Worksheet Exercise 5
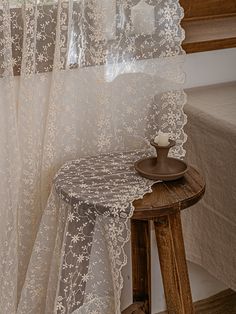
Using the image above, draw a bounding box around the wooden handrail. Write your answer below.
[180,0,236,53]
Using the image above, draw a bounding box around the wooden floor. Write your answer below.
[122,289,236,314]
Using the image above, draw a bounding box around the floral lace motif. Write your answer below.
[0,0,186,313]
[53,151,155,313]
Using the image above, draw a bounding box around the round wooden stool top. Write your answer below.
[132,166,205,220]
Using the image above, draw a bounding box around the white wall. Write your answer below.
[121,48,236,313]
[184,48,236,88]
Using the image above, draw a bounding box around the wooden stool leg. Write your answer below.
[131,219,151,313]
[154,212,194,314]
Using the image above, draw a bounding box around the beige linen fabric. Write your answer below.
[182,82,236,291]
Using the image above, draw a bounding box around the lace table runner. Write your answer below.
[18,150,159,314]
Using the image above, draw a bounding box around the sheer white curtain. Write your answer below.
[0,0,186,313]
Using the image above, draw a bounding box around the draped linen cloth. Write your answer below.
[182,83,236,291]
[0,0,186,313]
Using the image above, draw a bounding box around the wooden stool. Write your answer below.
[129,166,205,314]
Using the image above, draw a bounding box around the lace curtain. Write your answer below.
[0,0,186,313]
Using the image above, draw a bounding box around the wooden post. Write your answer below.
[131,219,151,313]
[154,212,194,314]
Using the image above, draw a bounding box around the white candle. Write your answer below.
[154,132,170,146]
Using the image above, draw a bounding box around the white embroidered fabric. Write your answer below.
[18,151,156,314]
[0,0,186,313]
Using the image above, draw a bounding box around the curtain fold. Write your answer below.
[0,0,186,313]
[0,2,20,312]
